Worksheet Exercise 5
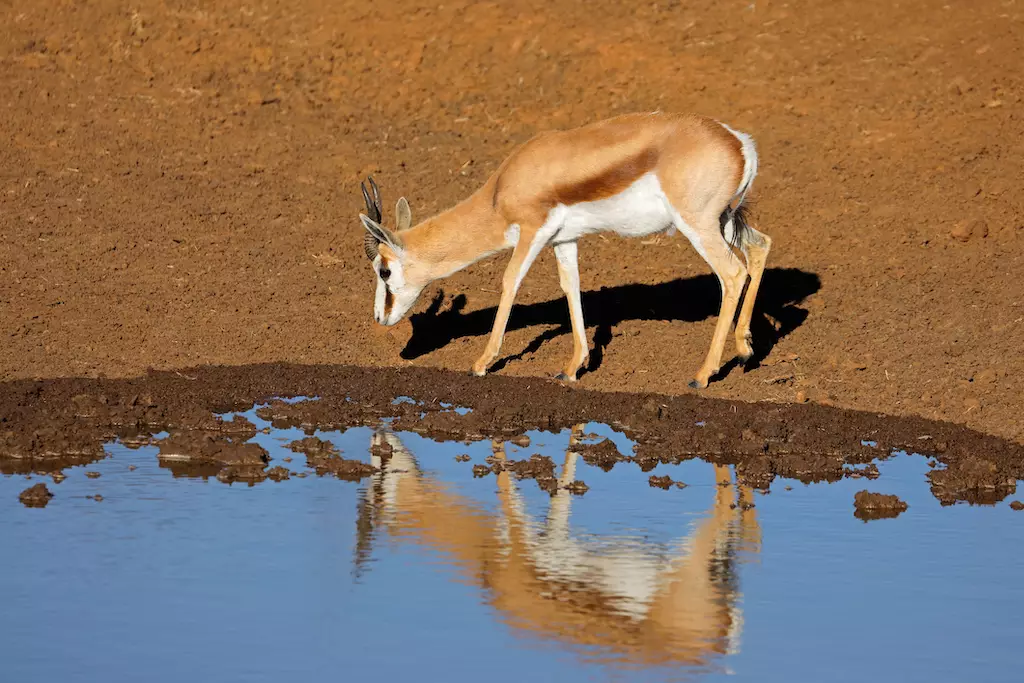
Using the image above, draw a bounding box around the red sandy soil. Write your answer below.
[1,0,1022,442]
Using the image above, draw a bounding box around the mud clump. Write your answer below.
[1010,501,1024,511]
[577,438,628,472]
[472,464,491,478]
[562,480,589,495]
[217,466,268,486]
[454,454,471,463]
[288,436,377,481]
[288,436,338,459]
[927,458,1016,505]
[157,431,269,484]
[504,454,558,494]
[19,483,54,508]
[85,471,101,479]
[158,432,268,467]
[844,463,880,480]
[853,491,908,521]
[649,475,686,490]
[266,466,291,481]
[737,457,775,489]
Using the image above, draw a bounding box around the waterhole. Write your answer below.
[1,366,1022,682]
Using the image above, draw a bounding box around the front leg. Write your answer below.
[472,223,549,376]
[553,241,589,381]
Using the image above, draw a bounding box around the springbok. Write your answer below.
[356,427,762,670]
[358,112,771,388]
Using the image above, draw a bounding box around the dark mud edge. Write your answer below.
[1,363,1020,505]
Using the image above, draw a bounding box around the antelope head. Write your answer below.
[359,176,421,326]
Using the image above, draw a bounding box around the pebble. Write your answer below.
[950,219,987,242]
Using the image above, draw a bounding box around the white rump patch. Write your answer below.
[718,121,759,204]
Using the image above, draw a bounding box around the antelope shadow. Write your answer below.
[402,267,821,378]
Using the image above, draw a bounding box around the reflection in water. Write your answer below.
[357,426,762,672]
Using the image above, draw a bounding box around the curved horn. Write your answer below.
[361,176,383,224]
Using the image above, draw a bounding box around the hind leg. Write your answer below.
[734,226,772,361]
[676,215,749,389]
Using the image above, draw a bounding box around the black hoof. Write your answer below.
[554,372,570,381]
[738,352,754,364]
[688,380,703,389]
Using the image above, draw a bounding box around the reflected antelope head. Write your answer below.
[356,426,763,671]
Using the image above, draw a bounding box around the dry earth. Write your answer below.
[1,0,1022,442]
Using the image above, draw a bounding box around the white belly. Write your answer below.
[554,172,673,242]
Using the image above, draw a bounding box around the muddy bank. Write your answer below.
[0,363,1021,505]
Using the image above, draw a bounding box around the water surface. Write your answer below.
[2,404,1022,682]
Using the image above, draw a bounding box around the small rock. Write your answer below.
[454,454,471,463]
[508,435,531,448]
[88,494,104,502]
[795,390,808,403]
[950,219,987,242]
[85,471,101,479]
[1010,501,1024,511]
[948,76,972,95]
[51,472,66,483]
[127,465,137,471]
[472,464,491,478]
[19,483,54,508]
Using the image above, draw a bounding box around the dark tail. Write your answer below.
[719,200,753,250]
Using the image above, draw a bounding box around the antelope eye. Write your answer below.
[379,268,391,280]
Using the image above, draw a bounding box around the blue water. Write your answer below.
[1,406,1022,683]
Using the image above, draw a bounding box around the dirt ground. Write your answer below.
[1,0,1022,443]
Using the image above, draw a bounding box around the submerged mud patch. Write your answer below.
[853,490,909,521]
[18,482,53,508]
[0,363,1022,505]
